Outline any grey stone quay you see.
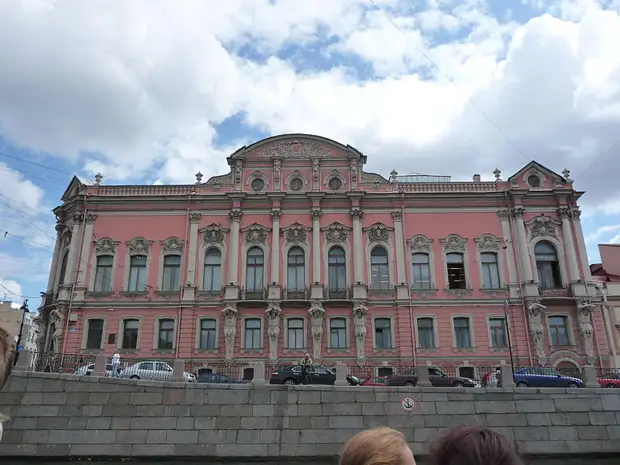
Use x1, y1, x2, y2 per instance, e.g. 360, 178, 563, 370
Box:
1, 369, 620, 459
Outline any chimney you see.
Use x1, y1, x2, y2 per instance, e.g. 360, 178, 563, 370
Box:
473, 174, 481, 182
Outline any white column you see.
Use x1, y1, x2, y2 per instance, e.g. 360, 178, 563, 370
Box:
227, 210, 241, 285
351, 207, 364, 283
558, 207, 580, 282
76, 213, 96, 287
512, 207, 533, 282
186, 213, 201, 286
46, 225, 63, 291
311, 208, 321, 282
391, 210, 406, 284
498, 210, 517, 285
64, 212, 83, 287
271, 209, 281, 284
571, 208, 592, 280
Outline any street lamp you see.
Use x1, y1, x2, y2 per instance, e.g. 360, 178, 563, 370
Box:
13, 300, 30, 367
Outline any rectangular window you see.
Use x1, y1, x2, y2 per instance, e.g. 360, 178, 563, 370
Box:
204, 249, 222, 292
549, 316, 570, 346
162, 255, 181, 291
287, 318, 305, 349
374, 318, 392, 349
122, 319, 139, 349
370, 247, 390, 289
157, 319, 175, 349
199, 319, 217, 349
287, 248, 305, 291
85, 318, 104, 349
330, 318, 347, 348
412, 253, 432, 289
128, 255, 147, 292
94, 255, 113, 292
244, 318, 261, 349
454, 317, 472, 348
481, 252, 501, 289
489, 317, 507, 347
446, 253, 466, 289
417, 317, 435, 349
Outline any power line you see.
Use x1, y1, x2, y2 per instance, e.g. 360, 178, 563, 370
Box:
0, 149, 75, 176
0, 281, 40, 300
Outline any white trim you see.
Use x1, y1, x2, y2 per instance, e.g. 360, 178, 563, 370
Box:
282, 242, 309, 291
197, 245, 226, 292
284, 315, 307, 350
546, 312, 574, 347
157, 237, 184, 291
117, 316, 142, 350
486, 314, 508, 349
241, 244, 268, 291
367, 243, 395, 290
415, 315, 438, 349
284, 170, 309, 193
241, 316, 264, 350
441, 234, 470, 290
88, 238, 120, 292
475, 234, 505, 289
246, 171, 269, 193
195, 316, 219, 350
530, 237, 568, 288
372, 315, 395, 349
324, 243, 351, 292
152, 317, 178, 350
327, 315, 350, 349
81, 316, 107, 350
323, 169, 347, 193
123, 237, 153, 292
408, 235, 435, 289
451, 315, 475, 349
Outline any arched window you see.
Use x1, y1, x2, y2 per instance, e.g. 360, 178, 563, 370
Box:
535, 241, 561, 289
446, 252, 466, 289
203, 248, 222, 292
246, 247, 264, 292
287, 247, 305, 291
370, 246, 389, 289
162, 255, 181, 291
58, 252, 69, 287
328, 246, 346, 296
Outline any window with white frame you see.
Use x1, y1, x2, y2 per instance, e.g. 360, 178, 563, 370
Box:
549, 315, 570, 346
374, 318, 392, 349
535, 241, 562, 289
417, 317, 435, 349
157, 319, 175, 349
203, 248, 222, 292
85, 319, 104, 349
287, 247, 305, 291
287, 318, 305, 349
162, 255, 181, 291
121, 319, 139, 349
329, 318, 347, 348
246, 247, 264, 291
328, 246, 346, 291
453, 317, 472, 348
244, 318, 261, 349
446, 253, 466, 289
370, 246, 390, 289
480, 252, 501, 289
489, 317, 507, 347
199, 319, 217, 349
94, 255, 113, 292
411, 253, 432, 289
127, 255, 147, 291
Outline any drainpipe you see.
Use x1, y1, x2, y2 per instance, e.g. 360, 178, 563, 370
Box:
175, 192, 194, 358
595, 283, 617, 367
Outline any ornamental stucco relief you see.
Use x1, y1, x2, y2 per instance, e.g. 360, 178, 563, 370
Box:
321, 222, 351, 244
363, 222, 394, 244
527, 215, 560, 239
94, 237, 119, 255
257, 139, 333, 159
127, 237, 153, 254
242, 223, 271, 245
282, 222, 311, 244
201, 223, 228, 246
440, 234, 467, 252
407, 234, 433, 252
475, 234, 502, 252
161, 237, 184, 253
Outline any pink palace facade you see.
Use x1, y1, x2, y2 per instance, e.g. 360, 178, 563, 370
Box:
35, 134, 616, 374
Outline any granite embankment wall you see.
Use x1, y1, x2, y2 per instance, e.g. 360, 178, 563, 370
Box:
1, 372, 620, 459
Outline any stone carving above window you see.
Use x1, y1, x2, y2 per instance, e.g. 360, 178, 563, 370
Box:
527, 215, 560, 239
201, 223, 228, 246
242, 223, 271, 245
161, 237, 184, 253
282, 222, 311, 244
475, 234, 502, 252
407, 234, 433, 252
363, 222, 394, 244
94, 237, 119, 255
440, 234, 467, 252
257, 139, 333, 159
127, 237, 153, 254
321, 222, 352, 244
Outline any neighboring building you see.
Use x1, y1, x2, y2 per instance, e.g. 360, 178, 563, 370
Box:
36, 134, 611, 375
0, 300, 37, 351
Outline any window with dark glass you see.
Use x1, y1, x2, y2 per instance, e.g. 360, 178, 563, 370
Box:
58, 252, 69, 287
417, 317, 435, 349
330, 318, 346, 348
481, 252, 501, 288
122, 319, 139, 349
374, 318, 392, 348
199, 319, 217, 349
287, 318, 304, 349
328, 177, 342, 190
535, 241, 562, 289
162, 255, 181, 291
287, 247, 305, 291
251, 178, 265, 192
412, 253, 431, 289
246, 247, 264, 292
94, 255, 113, 292
289, 178, 303, 191
549, 316, 569, 346
157, 319, 175, 349
328, 246, 346, 291
244, 318, 261, 349
446, 252, 466, 289
85, 318, 104, 349
128, 255, 147, 291
370, 246, 390, 289
489, 317, 506, 347
454, 317, 472, 348
203, 248, 222, 292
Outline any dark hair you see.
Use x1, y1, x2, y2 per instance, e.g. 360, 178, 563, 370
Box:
431, 427, 523, 465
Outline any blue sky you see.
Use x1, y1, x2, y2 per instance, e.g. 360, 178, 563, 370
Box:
1, 0, 619, 306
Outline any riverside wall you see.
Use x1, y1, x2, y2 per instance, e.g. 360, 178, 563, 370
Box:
1, 371, 620, 459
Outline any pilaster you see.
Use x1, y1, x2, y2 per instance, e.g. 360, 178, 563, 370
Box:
310, 207, 323, 299
350, 206, 366, 300
391, 210, 409, 300
269, 208, 282, 300
497, 210, 519, 298
46, 223, 64, 292
59, 212, 84, 301
224, 210, 242, 300
570, 208, 593, 282
183, 212, 201, 301
558, 207, 580, 283
512, 207, 538, 297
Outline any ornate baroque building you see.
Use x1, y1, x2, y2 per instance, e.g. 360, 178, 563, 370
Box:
35, 134, 614, 373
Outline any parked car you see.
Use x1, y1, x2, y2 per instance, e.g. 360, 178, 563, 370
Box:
269, 365, 360, 386
512, 367, 583, 388
599, 371, 620, 388
195, 372, 246, 384
387, 367, 479, 387
120, 360, 196, 382
360, 376, 389, 387
74, 363, 114, 377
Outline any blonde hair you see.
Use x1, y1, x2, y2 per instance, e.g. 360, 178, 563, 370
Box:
0, 326, 16, 426
340, 427, 408, 465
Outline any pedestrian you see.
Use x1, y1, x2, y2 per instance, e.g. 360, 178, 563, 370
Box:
340, 427, 415, 465
299, 352, 312, 385
111, 351, 121, 377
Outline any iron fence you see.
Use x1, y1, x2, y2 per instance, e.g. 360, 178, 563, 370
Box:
184, 360, 254, 382
31, 352, 97, 375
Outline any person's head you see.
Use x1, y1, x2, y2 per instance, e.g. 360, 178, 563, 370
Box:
431, 426, 523, 465
340, 427, 415, 465
304, 353, 310, 359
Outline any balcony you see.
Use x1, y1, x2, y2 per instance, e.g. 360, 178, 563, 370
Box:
240, 287, 267, 301
324, 287, 350, 300
283, 287, 309, 301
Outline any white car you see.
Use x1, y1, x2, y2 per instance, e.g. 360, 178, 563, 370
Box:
120, 360, 195, 382
74, 363, 114, 377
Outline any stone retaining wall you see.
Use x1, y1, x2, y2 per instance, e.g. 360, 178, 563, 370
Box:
1, 372, 620, 459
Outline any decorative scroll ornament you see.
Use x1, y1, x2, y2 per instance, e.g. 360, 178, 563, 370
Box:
85, 213, 97, 224
73, 211, 84, 223
229, 210, 242, 223
283, 222, 311, 244
352, 300, 369, 364
475, 234, 502, 252
243, 223, 271, 245
222, 302, 238, 362
321, 222, 352, 244
529, 216, 559, 239
408, 235, 433, 252
265, 301, 282, 364
162, 237, 184, 253
127, 237, 153, 254
440, 234, 467, 252
95, 238, 118, 254
511, 207, 525, 219
189, 213, 202, 223
202, 223, 228, 246
527, 301, 547, 365
496, 209, 510, 220
308, 300, 326, 361
257, 139, 333, 159
363, 222, 393, 243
